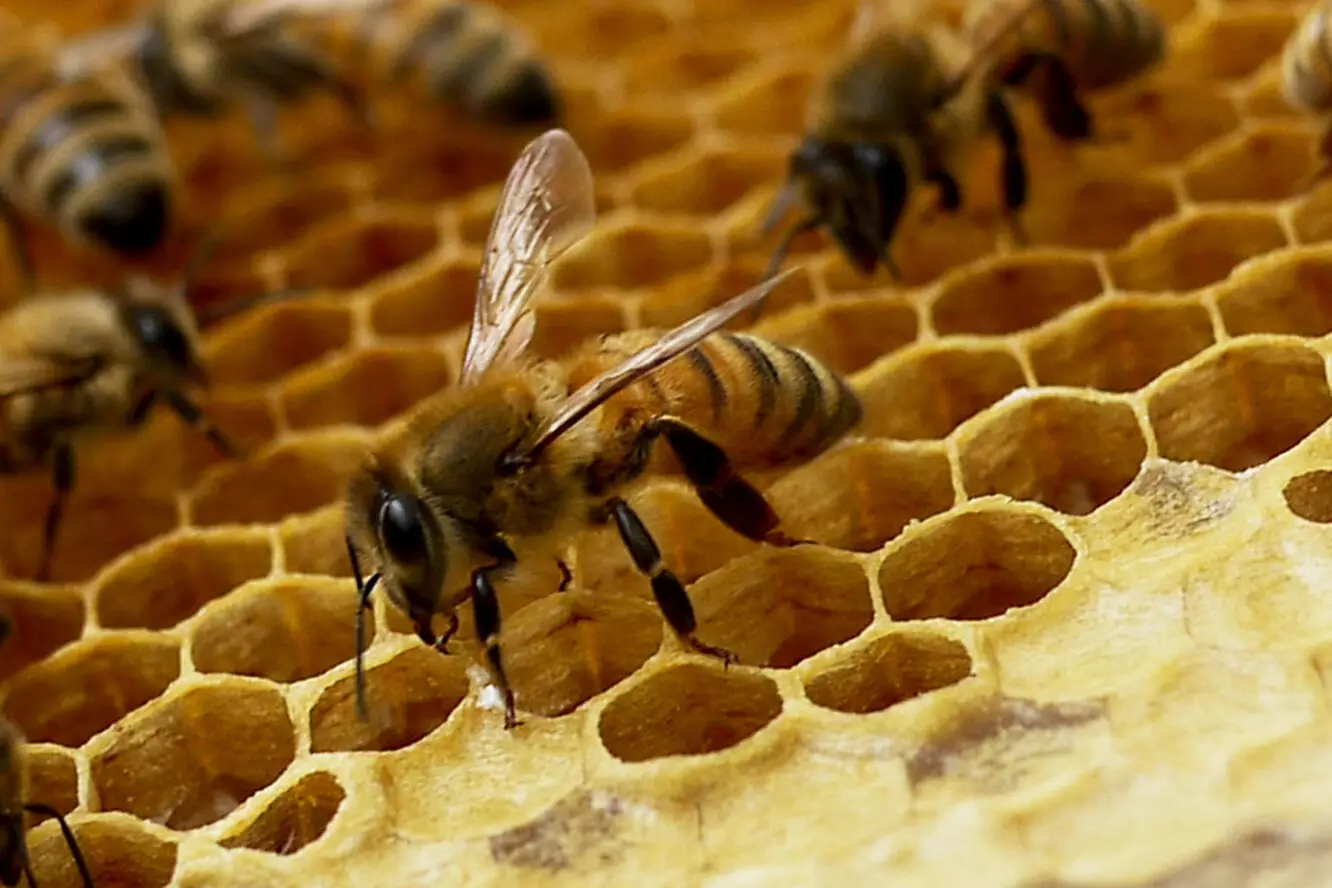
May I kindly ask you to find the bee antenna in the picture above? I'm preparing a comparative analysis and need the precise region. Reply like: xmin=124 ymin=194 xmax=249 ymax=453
xmin=761 ymin=183 xmax=797 ymax=238
xmin=347 ymin=535 xmax=379 ymax=723
xmin=180 ymin=227 xmax=228 ymax=297
xmin=22 ymin=804 xmax=94 ymax=888
xmin=193 ymin=287 xmax=317 ymax=328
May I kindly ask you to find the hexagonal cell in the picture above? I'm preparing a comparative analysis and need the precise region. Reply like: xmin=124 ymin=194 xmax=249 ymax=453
xmin=755 ymin=297 xmax=920 ymax=377
xmin=824 ymin=213 xmax=999 ymax=290
xmin=368 ymin=255 xmax=480 ymax=339
xmin=574 ymin=107 xmax=696 ymax=174
xmin=211 ymin=178 xmax=355 ymax=261
xmin=1149 ymin=342 xmax=1332 ymax=472
xmin=877 ymin=508 xmax=1077 ymax=621
xmin=857 ymin=343 xmax=1027 ymax=441
xmin=1109 ymin=210 xmax=1287 ymax=292
xmin=1284 ymin=471 xmax=1332 ymax=523
xmin=630 ymin=145 xmax=785 ymax=216
xmin=191 ymin=577 xmax=362 ymax=684
xmin=27 ymin=815 xmax=176 ymax=888
xmin=623 ymin=41 xmax=755 ymax=95
xmin=1293 ymin=184 xmax=1332 ymax=245
xmin=89 ymin=680 xmax=295 ymax=830
xmin=24 ymin=744 xmax=78 ymax=825
xmin=932 ymin=253 xmax=1102 ymax=337
xmin=1177 ymin=10 xmax=1297 ymax=81
xmin=1032 ymin=174 xmax=1179 ymax=252
xmin=369 ymin=140 xmax=520 ymax=206
xmin=203 ymin=301 xmax=354 ymax=388
xmin=712 ymin=65 xmax=817 ymax=135
xmin=803 ymin=631 xmax=974 ymax=715
xmin=689 ymin=548 xmax=872 ymax=669
xmin=189 ymin=436 xmax=366 ymax=527
xmin=1183 ymin=124 xmax=1313 ymax=202
xmin=280 ymin=345 xmax=451 ymax=431
xmin=550 ymin=220 xmax=713 ymax=290
xmin=502 ymin=592 xmax=663 ymax=719
xmin=220 ymin=770 xmax=345 ymax=856
xmin=0 ymin=584 xmax=83 ymax=678
xmin=4 ymin=633 xmax=180 ymax=747
xmin=1026 ymin=297 xmax=1216 ymax=393
xmin=766 ymin=441 xmax=955 ymax=552
xmin=1215 ymin=250 xmax=1332 ymax=337
xmin=958 ymin=394 xmax=1147 ymax=515
xmin=531 ymin=3 xmax=672 ymax=57
xmin=639 ymin=262 xmax=818 ymax=331
xmin=1091 ymin=82 xmax=1242 ymax=165
xmin=279 ymin=506 xmax=352 ymax=578
xmin=95 ymin=530 xmax=272 ymax=630
xmin=283 ymin=216 xmax=440 ymax=292
xmin=598 ymin=664 xmax=782 ymax=763
xmin=529 ymin=297 xmax=628 ymax=361
xmin=310 ymin=646 xmax=468 ymax=753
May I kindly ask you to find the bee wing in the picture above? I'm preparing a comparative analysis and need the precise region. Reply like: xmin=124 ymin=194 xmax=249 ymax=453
xmin=0 ymin=354 xmax=96 ymax=400
xmin=848 ymin=0 xmax=924 ymax=44
xmin=460 ymin=129 xmax=596 ymax=385
xmin=52 ymin=21 xmax=149 ymax=80
xmin=518 ymin=268 xmax=799 ymax=464
xmin=223 ymin=0 xmax=401 ymax=34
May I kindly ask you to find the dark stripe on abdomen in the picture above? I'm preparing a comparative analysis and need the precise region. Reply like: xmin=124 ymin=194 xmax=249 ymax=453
xmin=42 ymin=135 xmax=155 ymax=212
xmin=688 ymin=345 xmax=726 ymax=422
xmin=14 ymin=98 xmax=123 ymax=182
xmin=774 ymin=343 xmax=823 ymax=446
xmin=393 ymin=2 xmax=469 ymax=80
xmin=723 ymin=333 xmax=779 ymax=428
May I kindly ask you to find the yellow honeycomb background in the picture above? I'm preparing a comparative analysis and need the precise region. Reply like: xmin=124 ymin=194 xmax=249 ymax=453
xmin=5 ymin=0 xmax=1332 ymax=884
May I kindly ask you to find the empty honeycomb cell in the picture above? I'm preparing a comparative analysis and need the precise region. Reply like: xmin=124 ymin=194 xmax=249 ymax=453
xmin=310 ymin=646 xmax=469 ymax=753
xmin=280 ymin=507 xmax=353 ymax=578
xmin=765 ymin=441 xmax=955 ymax=552
xmin=1108 ymin=210 xmax=1287 ymax=292
xmin=1183 ymin=125 xmax=1313 ymax=202
xmin=283 ymin=216 xmax=440 ymax=293
xmin=531 ymin=3 xmax=672 ymax=56
xmin=1216 ymin=250 xmax=1332 ymax=337
xmin=1293 ymin=185 xmax=1332 ymax=245
xmin=933 ymin=253 xmax=1104 ymax=337
xmin=27 ymin=816 xmax=176 ymax=888
xmin=688 ymin=548 xmax=873 ymax=669
xmin=1149 ymin=342 xmax=1332 ymax=471
xmin=191 ymin=578 xmax=363 ymax=684
xmin=856 ymin=343 xmax=1027 ymax=441
xmin=803 ymin=631 xmax=975 ymax=715
xmin=957 ymin=394 xmax=1147 ymax=515
xmin=503 ymin=592 xmax=664 ymax=719
xmin=280 ymin=346 xmax=451 ymax=431
xmin=1092 ymin=83 xmax=1242 ymax=165
xmin=203 ymin=301 xmax=354 ymax=388
xmin=1284 ymin=471 xmax=1332 ymax=523
xmin=220 ymin=771 xmax=345 ymax=856
xmin=90 ymin=680 xmax=295 ymax=830
xmin=754 ymin=297 xmax=920 ymax=377
xmin=1177 ymin=10 xmax=1297 ymax=81
xmin=712 ymin=65 xmax=816 ymax=135
xmin=95 ymin=531 xmax=272 ymax=631
xmin=0 ymin=584 xmax=83 ymax=679
xmin=189 ymin=262 xmax=273 ymax=323
xmin=629 ymin=145 xmax=785 ymax=216
xmin=368 ymin=256 xmax=480 ymax=339
xmin=25 ymin=745 xmax=78 ymax=824
xmin=1026 ymin=298 xmax=1216 ymax=393
xmin=1033 ymin=174 xmax=1181 ymax=251
xmin=530 ymin=297 xmax=628 ymax=360
xmin=597 ymin=663 xmax=783 ymax=763
xmin=370 ymin=141 xmax=521 ymax=206
xmin=211 ymin=179 xmax=355 ymax=262
xmin=550 ymin=221 xmax=713 ymax=290
xmin=878 ymin=508 xmax=1077 ymax=621
xmin=575 ymin=108 xmax=697 ymax=175
xmin=640 ymin=262 xmax=818 ymax=330
xmin=3 ymin=633 xmax=180 ymax=747
xmin=623 ymin=41 xmax=754 ymax=95
xmin=189 ymin=437 xmax=366 ymax=527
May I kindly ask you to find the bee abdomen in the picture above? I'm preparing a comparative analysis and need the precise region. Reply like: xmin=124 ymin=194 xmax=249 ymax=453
xmin=1284 ymin=0 xmax=1332 ymax=111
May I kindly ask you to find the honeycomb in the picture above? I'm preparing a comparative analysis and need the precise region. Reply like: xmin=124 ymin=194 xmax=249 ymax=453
xmin=5 ymin=0 xmax=1332 ymax=884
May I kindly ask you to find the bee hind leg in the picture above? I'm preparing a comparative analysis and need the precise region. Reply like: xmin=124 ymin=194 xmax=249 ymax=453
xmin=1005 ymin=52 xmax=1092 ymax=142
xmin=604 ymin=496 xmax=738 ymax=666
xmin=37 ymin=443 xmax=74 ymax=583
xmin=985 ymin=91 xmax=1031 ymax=246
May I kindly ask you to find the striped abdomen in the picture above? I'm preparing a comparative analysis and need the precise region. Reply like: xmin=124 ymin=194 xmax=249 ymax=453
xmin=1284 ymin=0 xmax=1332 ymax=111
xmin=573 ymin=329 xmax=862 ymax=481
xmin=969 ymin=0 xmax=1165 ymax=91
xmin=345 ymin=0 xmax=558 ymax=124
xmin=0 ymin=40 xmax=171 ymax=254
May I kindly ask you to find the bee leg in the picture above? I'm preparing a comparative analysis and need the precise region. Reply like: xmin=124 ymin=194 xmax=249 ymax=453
xmin=923 ymin=167 xmax=962 ymax=214
xmin=650 ymin=417 xmax=813 ymax=549
xmin=161 ymin=389 xmax=238 ymax=457
xmin=24 ymin=803 xmax=94 ymax=888
xmin=985 ymin=90 xmax=1031 ymax=246
xmin=37 ymin=443 xmax=74 ymax=583
xmin=471 ymin=560 xmax=522 ymax=729
xmin=556 ymin=559 xmax=573 ymax=592
xmin=0 ymin=200 xmax=32 ymax=292
xmin=605 ymin=496 xmax=737 ymax=666
xmin=1005 ymin=52 xmax=1092 ymax=142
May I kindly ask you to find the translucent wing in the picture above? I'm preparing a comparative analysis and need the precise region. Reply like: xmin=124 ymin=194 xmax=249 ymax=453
xmin=460 ymin=129 xmax=596 ymax=385
xmin=0 ymin=355 xmax=95 ymax=400
xmin=225 ymin=0 xmax=400 ymax=34
xmin=52 ymin=21 xmax=149 ymax=80
xmin=848 ymin=0 xmax=923 ymax=44
xmin=516 ymin=269 xmax=798 ymax=465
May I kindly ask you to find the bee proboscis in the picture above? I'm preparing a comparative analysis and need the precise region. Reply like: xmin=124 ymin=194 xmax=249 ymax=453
xmin=345 ymin=129 xmax=861 ymax=729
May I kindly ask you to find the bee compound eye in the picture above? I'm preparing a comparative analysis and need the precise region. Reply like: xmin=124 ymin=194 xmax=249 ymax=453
xmin=378 ymin=494 xmax=430 ymax=567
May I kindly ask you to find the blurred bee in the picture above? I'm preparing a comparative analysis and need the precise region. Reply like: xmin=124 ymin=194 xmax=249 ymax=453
xmin=0 ymin=618 xmax=95 ymax=888
xmin=1283 ymin=0 xmax=1332 ymax=186
xmin=0 ymin=249 xmax=236 ymax=581
xmin=0 ymin=22 xmax=173 ymax=283
xmin=964 ymin=0 xmax=1167 ymax=141
xmin=345 ymin=130 xmax=858 ymax=729
xmin=762 ymin=1 xmax=1033 ymax=280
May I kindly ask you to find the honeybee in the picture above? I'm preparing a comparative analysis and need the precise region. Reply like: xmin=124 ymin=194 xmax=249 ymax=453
xmin=964 ymin=0 xmax=1167 ymax=141
xmin=0 ymin=262 xmax=235 ymax=581
xmin=345 ymin=130 xmax=860 ymax=728
xmin=0 ymin=620 xmax=95 ymax=888
xmin=0 ymin=22 xmax=174 ymax=283
xmin=1283 ymin=0 xmax=1332 ymax=186
xmin=762 ymin=1 xmax=1033 ymax=280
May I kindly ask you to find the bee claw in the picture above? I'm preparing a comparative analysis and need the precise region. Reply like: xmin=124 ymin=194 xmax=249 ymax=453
xmin=685 ymin=634 xmax=739 ymax=668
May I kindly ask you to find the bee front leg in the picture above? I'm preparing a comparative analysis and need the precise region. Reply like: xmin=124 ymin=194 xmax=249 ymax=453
xmin=471 ymin=561 xmax=521 ymax=729
xmin=605 ymin=496 xmax=737 ymax=666
xmin=985 ymin=91 xmax=1031 ymax=246
xmin=37 ymin=443 xmax=74 ymax=582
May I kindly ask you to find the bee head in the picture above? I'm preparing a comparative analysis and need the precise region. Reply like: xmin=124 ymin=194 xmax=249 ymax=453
xmin=371 ymin=484 xmax=450 ymax=640
xmin=118 ymin=286 xmax=206 ymax=387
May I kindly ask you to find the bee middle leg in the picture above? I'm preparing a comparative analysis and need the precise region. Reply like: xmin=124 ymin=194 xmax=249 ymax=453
xmin=985 ymin=90 xmax=1031 ymax=246
xmin=1003 ymin=52 xmax=1092 ymax=142
xmin=37 ymin=443 xmax=74 ymax=582
xmin=161 ymin=389 xmax=237 ymax=457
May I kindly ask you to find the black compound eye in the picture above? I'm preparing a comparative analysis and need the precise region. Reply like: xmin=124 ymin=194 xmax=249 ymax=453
xmin=378 ymin=493 xmax=429 ymax=567
xmin=128 ymin=305 xmax=193 ymax=371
